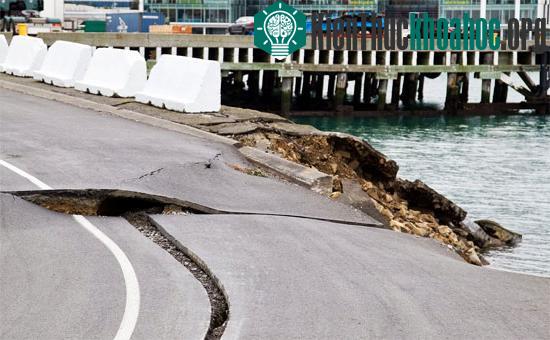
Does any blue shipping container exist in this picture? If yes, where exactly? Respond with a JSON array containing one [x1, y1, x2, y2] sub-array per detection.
[[106, 12, 165, 33], [106, 13, 140, 33]]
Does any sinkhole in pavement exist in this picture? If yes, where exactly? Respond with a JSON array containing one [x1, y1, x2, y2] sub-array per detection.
[[5, 188, 229, 340]]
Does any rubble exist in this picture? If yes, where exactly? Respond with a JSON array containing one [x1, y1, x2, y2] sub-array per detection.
[[226, 122, 520, 266]]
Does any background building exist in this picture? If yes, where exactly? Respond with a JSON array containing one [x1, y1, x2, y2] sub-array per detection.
[[143, 0, 542, 24], [145, 0, 379, 22], [1, 0, 540, 24], [145, 0, 233, 22], [441, 0, 538, 23], [385, 0, 439, 19]]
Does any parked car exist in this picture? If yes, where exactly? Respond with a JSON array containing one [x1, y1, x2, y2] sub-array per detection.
[[228, 16, 254, 35]]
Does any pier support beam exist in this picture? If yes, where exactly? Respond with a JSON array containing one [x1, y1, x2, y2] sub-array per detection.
[[445, 73, 460, 114], [377, 79, 388, 111], [518, 71, 537, 93], [233, 71, 244, 96], [401, 73, 418, 106], [262, 71, 275, 100], [327, 74, 336, 99], [493, 73, 509, 103], [281, 77, 293, 116], [294, 76, 302, 97], [301, 72, 312, 100], [334, 72, 348, 109], [315, 74, 324, 100], [363, 74, 373, 104], [460, 73, 469, 103], [353, 73, 363, 106], [391, 74, 402, 106], [481, 53, 494, 103], [248, 71, 259, 97], [445, 53, 460, 114], [481, 79, 492, 103], [417, 75, 425, 101]]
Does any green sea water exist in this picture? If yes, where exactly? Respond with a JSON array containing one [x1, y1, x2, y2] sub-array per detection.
[[294, 114, 550, 277]]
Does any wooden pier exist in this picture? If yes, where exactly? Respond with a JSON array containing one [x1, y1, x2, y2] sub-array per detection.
[[2, 32, 549, 115]]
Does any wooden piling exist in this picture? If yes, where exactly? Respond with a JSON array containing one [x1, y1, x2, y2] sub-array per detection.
[[315, 74, 324, 99], [294, 76, 302, 97], [363, 74, 372, 104], [445, 53, 459, 114], [493, 77, 509, 103], [334, 72, 348, 109], [262, 70, 275, 99], [281, 77, 293, 116], [460, 73, 469, 103], [401, 73, 418, 105], [327, 74, 336, 99], [417, 74, 425, 101], [481, 53, 494, 103], [248, 71, 259, 97], [234, 71, 244, 94], [518, 71, 537, 93], [481, 79, 492, 104], [377, 79, 388, 111], [391, 74, 401, 106], [353, 73, 363, 106], [305, 72, 315, 99]]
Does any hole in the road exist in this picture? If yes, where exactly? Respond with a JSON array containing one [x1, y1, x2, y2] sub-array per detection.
[[8, 189, 219, 216], [98, 196, 168, 216], [6, 189, 228, 340]]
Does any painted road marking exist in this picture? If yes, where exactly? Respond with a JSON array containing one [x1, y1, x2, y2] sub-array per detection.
[[0, 159, 141, 340]]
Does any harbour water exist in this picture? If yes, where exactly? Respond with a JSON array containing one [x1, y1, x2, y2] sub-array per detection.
[[295, 114, 550, 277]]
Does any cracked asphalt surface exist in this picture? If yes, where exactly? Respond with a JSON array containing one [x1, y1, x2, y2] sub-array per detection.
[[1, 89, 549, 339]]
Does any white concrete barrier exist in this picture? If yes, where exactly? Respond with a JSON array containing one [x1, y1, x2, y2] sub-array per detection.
[[0, 35, 8, 65], [34, 40, 92, 88], [136, 55, 221, 113], [75, 48, 146, 97], [0, 36, 46, 77]]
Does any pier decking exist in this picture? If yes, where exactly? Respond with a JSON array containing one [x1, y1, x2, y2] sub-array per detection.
[[2, 32, 549, 115]]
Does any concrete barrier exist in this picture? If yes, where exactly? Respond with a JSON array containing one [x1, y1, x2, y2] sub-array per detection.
[[74, 48, 146, 97], [0, 36, 46, 77], [33, 41, 92, 88], [0, 35, 8, 65], [136, 55, 221, 113]]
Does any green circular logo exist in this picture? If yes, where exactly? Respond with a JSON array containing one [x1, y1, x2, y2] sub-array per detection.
[[254, 1, 306, 60]]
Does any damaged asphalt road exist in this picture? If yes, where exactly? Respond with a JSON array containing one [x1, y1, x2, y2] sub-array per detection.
[[1, 90, 549, 339], [0, 90, 375, 225]]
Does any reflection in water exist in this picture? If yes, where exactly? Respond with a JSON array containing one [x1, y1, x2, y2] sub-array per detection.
[[295, 114, 550, 276]]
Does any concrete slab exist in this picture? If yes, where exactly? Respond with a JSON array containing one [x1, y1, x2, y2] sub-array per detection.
[[0, 193, 210, 339], [87, 216, 211, 340], [153, 214, 550, 340], [0, 194, 124, 339], [239, 146, 333, 195]]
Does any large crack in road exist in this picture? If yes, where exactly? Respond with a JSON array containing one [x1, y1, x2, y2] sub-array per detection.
[[4, 188, 383, 339], [4, 189, 229, 340]]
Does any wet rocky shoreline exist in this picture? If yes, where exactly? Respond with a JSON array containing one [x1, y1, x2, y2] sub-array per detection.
[[235, 126, 522, 265]]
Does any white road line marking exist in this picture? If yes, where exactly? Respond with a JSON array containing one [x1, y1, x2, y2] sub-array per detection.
[[0, 159, 140, 340], [0, 159, 51, 190]]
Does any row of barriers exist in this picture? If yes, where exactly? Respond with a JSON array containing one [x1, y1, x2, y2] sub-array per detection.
[[0, 35, 221, 113]]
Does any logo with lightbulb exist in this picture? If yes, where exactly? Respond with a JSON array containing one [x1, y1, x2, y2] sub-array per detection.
[[254, 1, 306, 60]]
